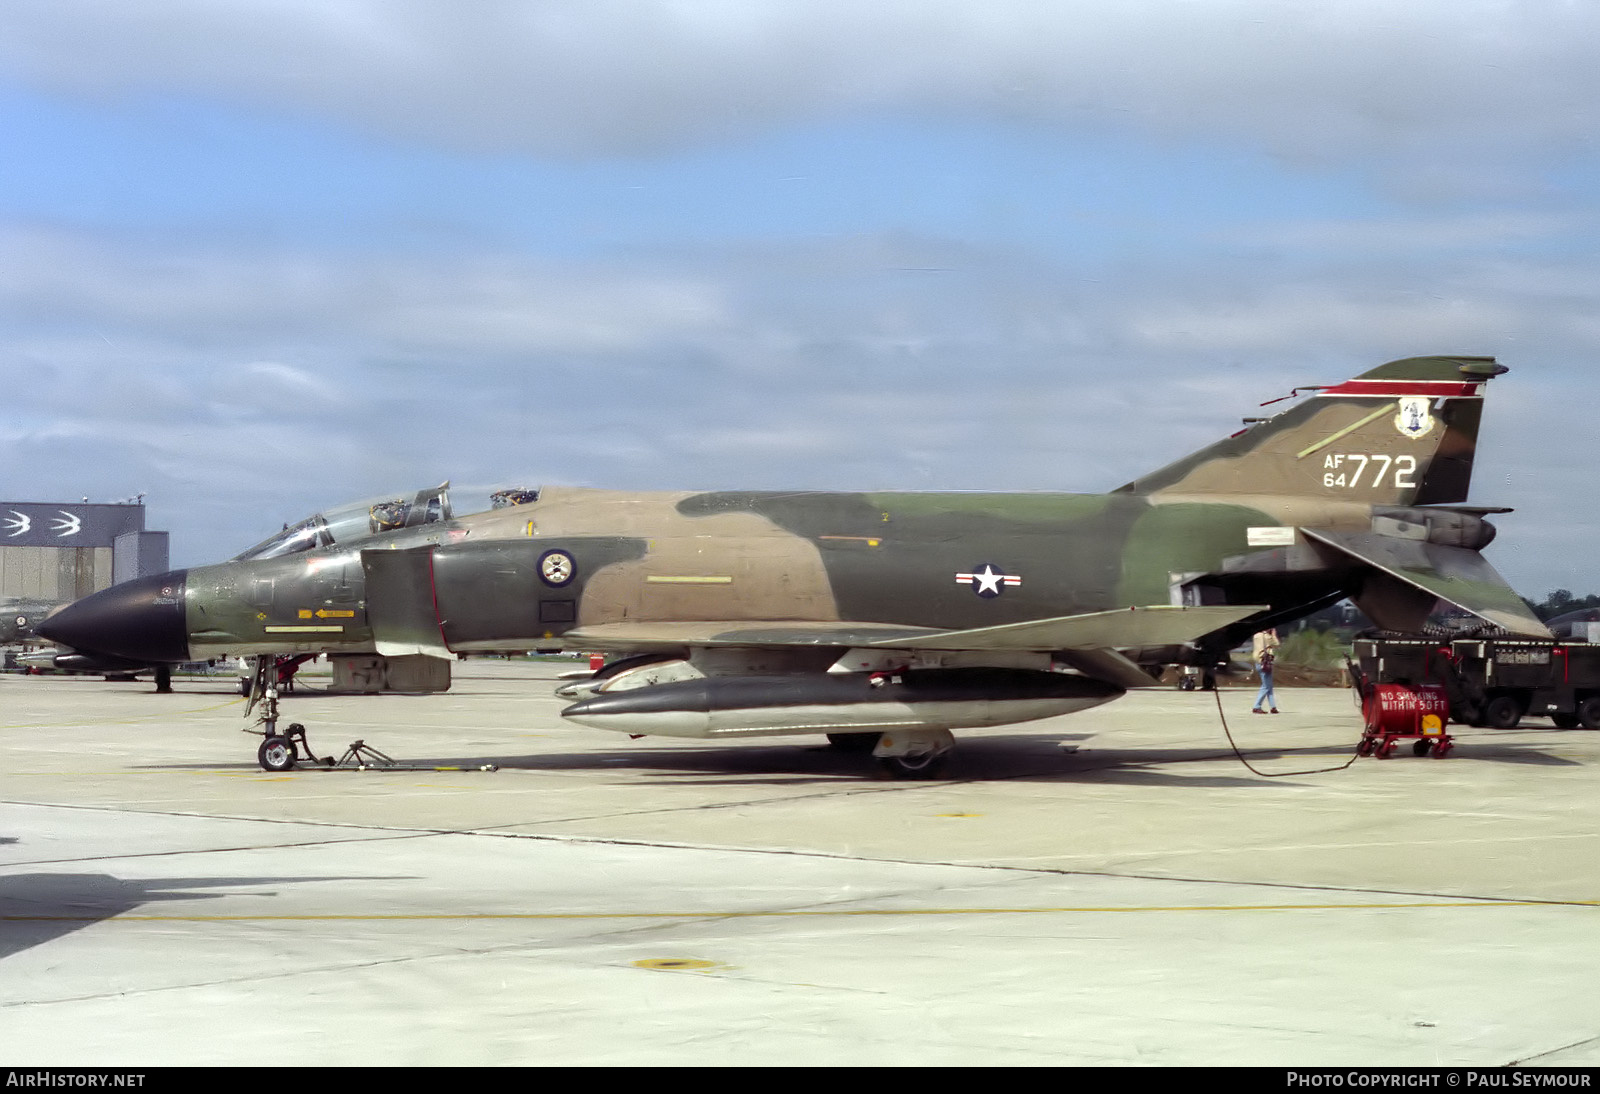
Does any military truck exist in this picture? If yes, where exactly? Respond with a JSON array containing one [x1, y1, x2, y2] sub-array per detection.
[[1351, 634, 1600, 729]]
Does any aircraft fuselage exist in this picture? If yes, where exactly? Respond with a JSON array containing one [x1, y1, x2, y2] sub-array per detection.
[[46, 486, 1384, 666]]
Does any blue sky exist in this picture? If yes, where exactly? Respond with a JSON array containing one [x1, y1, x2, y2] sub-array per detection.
[[2, 1, 1599, 598], [0, 82, 1399, 260]]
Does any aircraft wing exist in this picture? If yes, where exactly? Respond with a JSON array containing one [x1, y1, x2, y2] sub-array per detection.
[[878, 605, 1267, 651], [565, 620, 951, 649], [1301, 528, 1550, 637], [565, 604, 1266, 654]]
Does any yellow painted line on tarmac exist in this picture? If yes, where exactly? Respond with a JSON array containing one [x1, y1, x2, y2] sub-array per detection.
[[6, 900, 1596, 924], [634, 958, 724, 971]]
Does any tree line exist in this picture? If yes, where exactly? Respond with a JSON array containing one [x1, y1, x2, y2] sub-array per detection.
[[1523, 590, 1600, 621]]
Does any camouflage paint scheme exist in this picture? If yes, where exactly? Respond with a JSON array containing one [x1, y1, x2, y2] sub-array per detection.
[[39, 355, 1545, 769]]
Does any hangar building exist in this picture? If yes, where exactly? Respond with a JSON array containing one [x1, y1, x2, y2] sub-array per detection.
[[1, 500, 169, 600]]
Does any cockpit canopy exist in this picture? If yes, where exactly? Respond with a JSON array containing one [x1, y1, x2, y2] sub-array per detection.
[[490, 488, 540, 508], [233, 483, 453, 561]]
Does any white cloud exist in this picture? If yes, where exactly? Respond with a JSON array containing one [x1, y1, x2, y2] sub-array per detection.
[[372, 269, 729, 355], [1128, 291, 1523, 354], [1220, 213, 1588, 255], [0, 226, 729, 356], [2, 0, 1597, 180]]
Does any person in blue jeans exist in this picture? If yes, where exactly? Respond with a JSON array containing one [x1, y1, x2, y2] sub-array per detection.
[[1252, 628, 1279, 714]]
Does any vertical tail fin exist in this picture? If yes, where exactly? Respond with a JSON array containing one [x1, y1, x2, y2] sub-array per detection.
[[1115, 355, 1505, 504]]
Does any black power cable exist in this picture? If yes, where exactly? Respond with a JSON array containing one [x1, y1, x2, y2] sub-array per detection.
[[1212, 686, 1362, 777]]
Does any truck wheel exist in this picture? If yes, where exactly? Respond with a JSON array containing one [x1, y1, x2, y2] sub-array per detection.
[[1578, 697, 1600, 730], [1482, 695, 1524, 729], [1552, 713, 1581, 729]]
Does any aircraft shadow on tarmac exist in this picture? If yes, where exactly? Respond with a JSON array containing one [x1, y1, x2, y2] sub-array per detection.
[[0, 870, 382, 961], [129, 730, 1583, 783]]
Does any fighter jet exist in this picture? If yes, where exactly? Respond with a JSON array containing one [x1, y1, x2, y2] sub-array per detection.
[[1, 597, 65, 647], [39, 355, 1544, 776]]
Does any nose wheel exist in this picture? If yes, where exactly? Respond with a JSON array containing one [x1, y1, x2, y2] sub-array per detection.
[[258, 731, 300, 772], [254, 721, 321, 771]]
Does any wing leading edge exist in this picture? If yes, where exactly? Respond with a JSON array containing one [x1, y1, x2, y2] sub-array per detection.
[[566, 604, 1267, 653]]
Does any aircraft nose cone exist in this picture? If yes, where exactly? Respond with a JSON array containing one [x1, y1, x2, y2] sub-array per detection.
[[35, 570, 191, 663]]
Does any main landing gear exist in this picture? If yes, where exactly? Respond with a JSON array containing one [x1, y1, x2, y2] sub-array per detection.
[[827, 728, 955, 779]]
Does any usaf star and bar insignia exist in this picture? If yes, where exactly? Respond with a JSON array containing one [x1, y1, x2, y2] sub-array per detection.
[[955, 563, 1021, 599]]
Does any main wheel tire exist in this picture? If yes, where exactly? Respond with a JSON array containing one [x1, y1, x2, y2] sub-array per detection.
[[877, 751, 948, 779], [1578, 696, 1600, 730], [1552, 713, 1581, 729], [258, 736, 296, 772], [1412, 739, 1432, 757], [1482, 694, 1525, 729], [827, 732, 882, 753]]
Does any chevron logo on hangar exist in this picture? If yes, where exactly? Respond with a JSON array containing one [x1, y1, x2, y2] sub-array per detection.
[[0, 503, 145, 547]]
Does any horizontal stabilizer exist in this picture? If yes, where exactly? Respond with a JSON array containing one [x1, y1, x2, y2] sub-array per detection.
[[1301, 528, 1549, 637]]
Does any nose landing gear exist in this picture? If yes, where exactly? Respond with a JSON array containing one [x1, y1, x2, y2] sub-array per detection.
[[246, 654, 328, 771]]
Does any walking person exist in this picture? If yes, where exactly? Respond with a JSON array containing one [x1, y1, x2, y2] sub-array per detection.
[[1251, 628, 1280, 714]]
